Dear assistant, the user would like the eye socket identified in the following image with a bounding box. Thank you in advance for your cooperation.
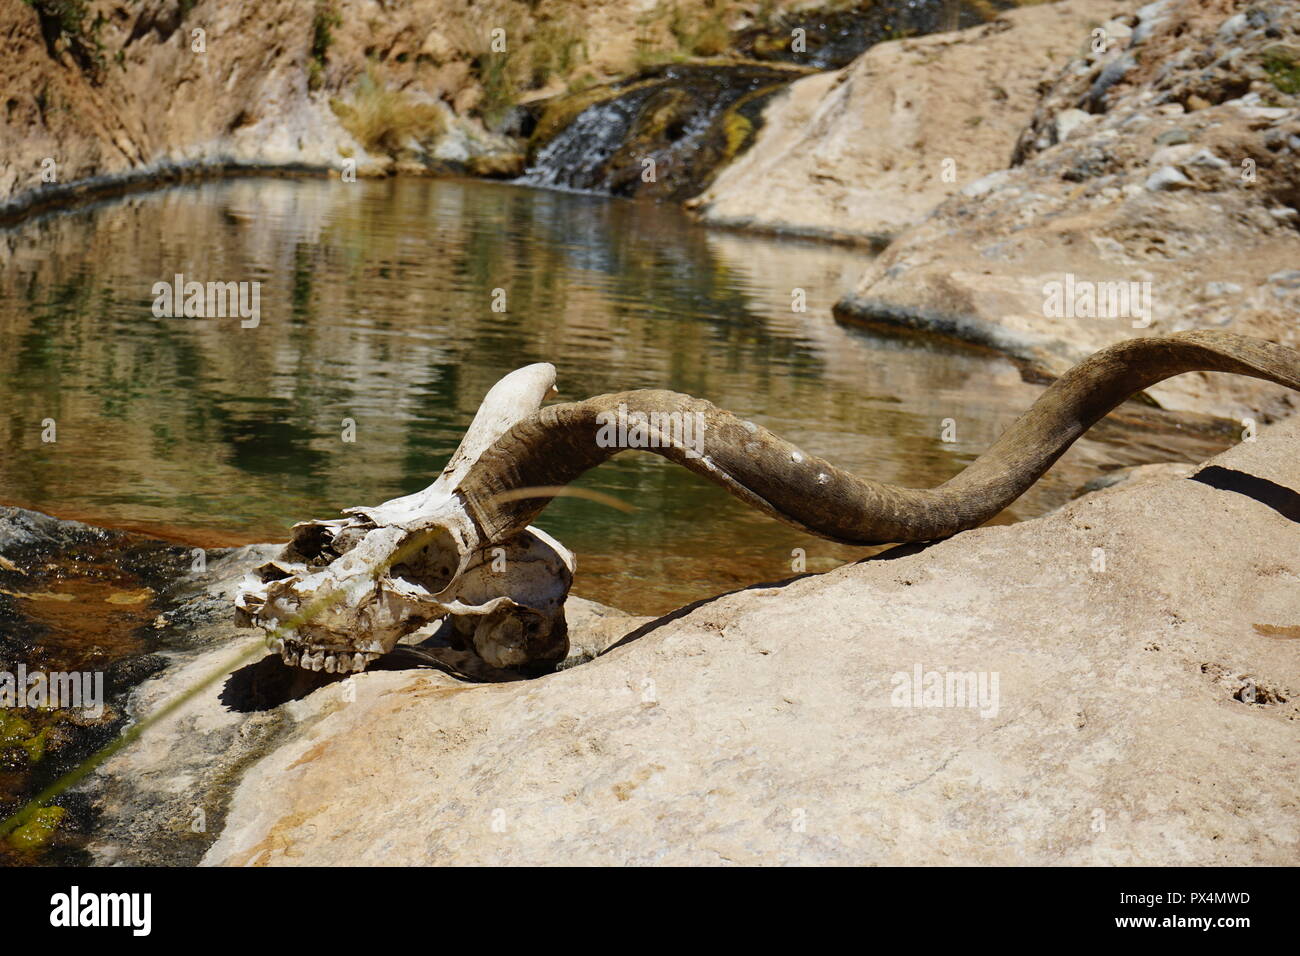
[389,526,460,595]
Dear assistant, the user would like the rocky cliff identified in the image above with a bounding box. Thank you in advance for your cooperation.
[2,1,1050,217]
[1,0,731,215]
[827,0,1299,422]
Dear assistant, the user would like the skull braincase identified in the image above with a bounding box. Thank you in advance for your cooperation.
[234,364,575,673]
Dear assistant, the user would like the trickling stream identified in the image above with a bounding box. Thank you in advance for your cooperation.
[520,63,797,200]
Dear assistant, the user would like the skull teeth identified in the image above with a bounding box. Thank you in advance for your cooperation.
[277,641,379,673]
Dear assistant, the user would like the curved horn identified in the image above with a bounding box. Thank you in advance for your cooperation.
[457,331,1300,546]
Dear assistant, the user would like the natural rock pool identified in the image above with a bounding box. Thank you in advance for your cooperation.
[0,176,1233,616]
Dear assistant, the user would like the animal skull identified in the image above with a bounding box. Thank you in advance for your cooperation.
[235,364,575,672]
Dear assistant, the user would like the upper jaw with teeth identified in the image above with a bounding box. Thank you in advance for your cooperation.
[264,634,383,673]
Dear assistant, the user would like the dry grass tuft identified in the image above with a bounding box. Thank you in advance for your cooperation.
[330,66,446,154]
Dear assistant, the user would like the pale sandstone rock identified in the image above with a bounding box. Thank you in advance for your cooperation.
[1054,108,1094,142]
[835,0,1300,423]
[1144,164,1192,189]
[690,0,1131,243]
[196,414,1300,865]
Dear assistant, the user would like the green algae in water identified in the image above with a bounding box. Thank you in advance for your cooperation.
[721,107,753,159]
[0,710,33,747]
[6,806,66,851]
[20,726,52,763]
[0,710,38,761]
[0,709,63,765]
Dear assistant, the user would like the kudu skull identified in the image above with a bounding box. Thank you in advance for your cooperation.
[235,364,575,671]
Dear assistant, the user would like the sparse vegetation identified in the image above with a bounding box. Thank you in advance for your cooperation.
[476,17,588,124]
[668,2,733,57]
[632,34,681,71]
[477,50,519,124]
[330,65,446,154]
[1262,51,1300,95]
[309,0,342,91]
[528,19,588,87]
[633,0,737,66]
[24,0,106,76]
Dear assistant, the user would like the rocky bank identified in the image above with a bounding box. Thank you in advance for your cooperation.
[828,0,1300,423]
[0,0,749,215]
[0,0,1017,218]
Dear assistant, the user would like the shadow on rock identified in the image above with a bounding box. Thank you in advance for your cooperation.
[220,629,534,712]
[219,655,345,712]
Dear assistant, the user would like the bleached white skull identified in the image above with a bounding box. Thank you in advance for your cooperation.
[234,364,575,672]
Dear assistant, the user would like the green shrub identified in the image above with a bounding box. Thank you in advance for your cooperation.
[24,0,105,75]
[667,2,733,58]
[528,19,587,87]
[1262,53,1300,95]
[309,0,342,90]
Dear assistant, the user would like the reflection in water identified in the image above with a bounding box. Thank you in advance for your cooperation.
[0,177,1231,614]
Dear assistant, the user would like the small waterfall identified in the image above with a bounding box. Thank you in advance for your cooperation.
[518,91,654,194]
[518,65,795,200]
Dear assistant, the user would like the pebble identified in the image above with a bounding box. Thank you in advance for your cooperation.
[1088,53,1137,108]
[1236,105,1290,120]
[1054,108,1092,143]
[1150,143,1198,166]
[1102,19,1133,41]
[1132,0,1172,45]
[960,170,1010,198]
[1145,166,1192,190]
[1217,13,1248,40]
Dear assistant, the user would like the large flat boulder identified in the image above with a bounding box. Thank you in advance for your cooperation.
[106,415,1298,866]
[690,0,1130,243]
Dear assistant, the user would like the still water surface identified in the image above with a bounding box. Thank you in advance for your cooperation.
[0,177,1229,614]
